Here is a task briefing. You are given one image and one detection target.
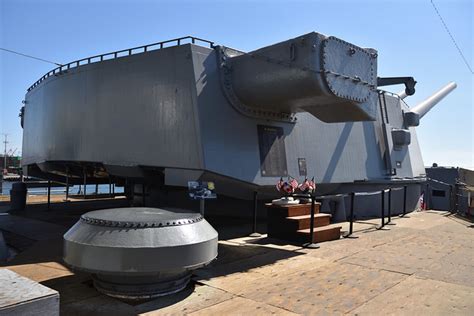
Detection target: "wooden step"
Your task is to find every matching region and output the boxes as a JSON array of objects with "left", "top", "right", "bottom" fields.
[
  {"left": 287, "top": 213, "right": 331, "bottom": 230},
  {"left": 266, "top": 202, "right": 320, "bottom": 217},
  {"left": 296, "top": 224, "right": 342, "bottom": 243},
  {"left": 267, "top": 213, "right": 331, "bottom": 234},
  {"left": 268, "top": 224, "right": 342, "bottom": 243}
]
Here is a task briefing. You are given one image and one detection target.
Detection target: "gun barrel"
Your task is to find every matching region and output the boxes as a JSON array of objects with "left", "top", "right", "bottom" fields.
[{"left": 410, "top": 82, "right": 457, "bottom": 118}]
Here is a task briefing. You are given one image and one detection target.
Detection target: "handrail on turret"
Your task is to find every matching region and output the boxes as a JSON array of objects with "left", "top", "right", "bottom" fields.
[{"left": 27, "top": 36, "right": 215, "bottom": 92}]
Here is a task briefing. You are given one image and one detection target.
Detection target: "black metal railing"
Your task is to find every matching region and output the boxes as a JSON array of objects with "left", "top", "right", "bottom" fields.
[
  {"left": 27, "top": 36, "right": 214, "bottom": 92},
  {"left": 251, "top": 184, "right": 416, "bottom": 247}
]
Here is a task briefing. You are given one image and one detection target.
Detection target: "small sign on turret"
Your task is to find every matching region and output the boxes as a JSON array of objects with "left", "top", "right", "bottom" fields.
[{"left": 188, "top": 181, "right": 217, "bottom": 200}]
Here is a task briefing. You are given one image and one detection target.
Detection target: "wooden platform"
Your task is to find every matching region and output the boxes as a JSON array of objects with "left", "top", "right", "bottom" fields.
[{"left": 266, "top": 202, "right": 342, "bottom": 243}]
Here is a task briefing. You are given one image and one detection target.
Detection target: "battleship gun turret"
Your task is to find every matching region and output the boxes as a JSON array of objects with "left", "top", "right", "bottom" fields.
[
  {"left": 20, "top": 31, "right": 458, "bottom": 299},
  {"left": 21, "top": 31, "right": 457, "bottom": 215}
]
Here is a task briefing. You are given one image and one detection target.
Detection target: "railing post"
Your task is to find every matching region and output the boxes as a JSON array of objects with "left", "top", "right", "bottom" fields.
[
  {"left": 47, "top": 180, "right": 51, "bottom": 210},
  {"left": 65, "top": 168, "right": 69, "bottom": 202},
  {"left": 142, "top": 183, "right": 146, "bottom": 206},
  {"left": 388, "top": 188, "right": 392, "bottom": 223},
  {"left": 249, "top": 191, "right": 261, "bottom": 237},
  {"left": 304, "top": 195, "right": 320, "bottom": 249},
  {"left": 344, "top": 192, "right": 356, "bottom": 238},
  {"left": 380, "top": 190, "right": 385, "bottom": 228},
  {"left": 402, "top": 185, "right": 407, "bottom": 216}
]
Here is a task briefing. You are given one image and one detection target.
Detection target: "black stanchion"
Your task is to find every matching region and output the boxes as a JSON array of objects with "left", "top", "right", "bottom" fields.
[
  {"left": 303, "top": 195, "right": 320, "bottom": 249},
  {"left": 388, "top": 188, "right": 391, "bottom": 222},
  {"left": 47, "top": 180, "right": 51, "bottom": 210},
  {"left": 65, "top": 168, "right": 69, "bottom": 202},
  {"left": 379, "top": 190, "right": 389, "bottom": 230},
  {"left": 380, "top": 190, "right": 384, "bottom": 227},
  {"left": 249, "top": 191, "right": 261, "bottom": 237},
  {"left": 344, "top": 192, "right": 358, "bottom": 238},
  {"left": 401, "top": 185, "right": 407, "bottom": 217},
  {"left": 387, "top": 188, "right": 396, "bottom": 225}
]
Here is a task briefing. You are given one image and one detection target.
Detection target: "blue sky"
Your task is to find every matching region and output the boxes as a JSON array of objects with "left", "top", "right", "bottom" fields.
[{"left": 1, "top": 0, "right": 472, "bottom": 168}]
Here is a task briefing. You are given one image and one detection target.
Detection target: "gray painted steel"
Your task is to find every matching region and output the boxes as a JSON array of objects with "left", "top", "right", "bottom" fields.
[
  {"left": 218, "top": 33, "right": 378, "bottom": 123},
  {"left": 21, "top": 31, "right": 456, "bottom": 216},
  {"left": 0, "top": 269, "right": 59, "bottom": 316},
  {"left": 426, "top": 167, "right": 473, "bottom": 213},
  {"left": 23, "top": 45, "right": 203, "bottom": 171},
  {"left": 63, "top": 207, "right": 218, "bottom": 298}
]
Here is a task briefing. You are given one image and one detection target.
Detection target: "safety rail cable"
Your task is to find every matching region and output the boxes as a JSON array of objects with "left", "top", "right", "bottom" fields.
[
  {"left": 305, "top": 187, "right": 406, "bottom": 200},
  {"left": 292, "top": 186, "right": 412, "bottom": 241},
  {"left": 27, "top": 36, "right": 214, "bottom": 92}
]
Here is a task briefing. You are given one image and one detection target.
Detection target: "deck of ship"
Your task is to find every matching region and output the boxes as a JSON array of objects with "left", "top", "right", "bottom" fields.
[{"left": 0, "top": 198, "right": 473, "bottom": 315}]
